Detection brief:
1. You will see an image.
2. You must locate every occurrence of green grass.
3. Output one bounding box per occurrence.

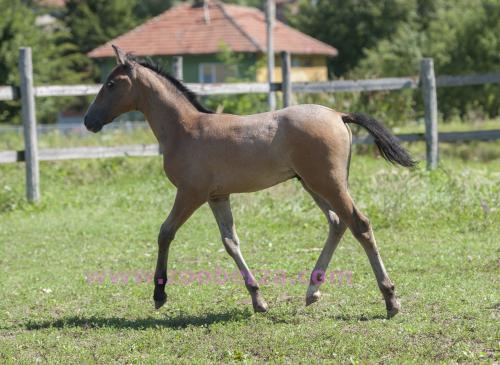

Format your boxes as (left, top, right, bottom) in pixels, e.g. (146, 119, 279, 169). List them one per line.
(0, 145, 498, 363)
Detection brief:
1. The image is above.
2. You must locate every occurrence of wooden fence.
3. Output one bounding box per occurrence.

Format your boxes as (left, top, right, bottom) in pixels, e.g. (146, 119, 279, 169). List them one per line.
(1, 48, 499, 202)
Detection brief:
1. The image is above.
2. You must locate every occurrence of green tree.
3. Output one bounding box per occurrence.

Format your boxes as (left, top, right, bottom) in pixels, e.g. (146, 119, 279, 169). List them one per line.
(290, 0, 415, 76)
(133, 0, 179, 20)
(65, 0, 139, 54)
(0, 0, 88, 124)
(436, 0, 500, 119)
(354, 0, 500, 121)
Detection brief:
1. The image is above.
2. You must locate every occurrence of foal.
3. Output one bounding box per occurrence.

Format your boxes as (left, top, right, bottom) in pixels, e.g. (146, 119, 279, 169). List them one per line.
(85, 46, 415, 318)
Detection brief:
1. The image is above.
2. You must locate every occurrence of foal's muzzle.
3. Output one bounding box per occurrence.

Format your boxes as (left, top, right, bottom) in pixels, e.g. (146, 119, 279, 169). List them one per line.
(84, 115, 103, 133)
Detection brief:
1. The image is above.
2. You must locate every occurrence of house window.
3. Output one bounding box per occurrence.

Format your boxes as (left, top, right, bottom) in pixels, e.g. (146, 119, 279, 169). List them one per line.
(292, 57, 313, 67)
(199, 63, 237, 83)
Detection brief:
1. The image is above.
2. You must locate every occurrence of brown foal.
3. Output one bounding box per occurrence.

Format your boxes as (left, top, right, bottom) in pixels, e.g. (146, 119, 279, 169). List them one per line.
(84, 46, 415, 318)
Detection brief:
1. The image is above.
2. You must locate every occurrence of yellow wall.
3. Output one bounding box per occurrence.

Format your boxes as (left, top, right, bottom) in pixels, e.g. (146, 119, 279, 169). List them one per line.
(256, 55, 329, 82)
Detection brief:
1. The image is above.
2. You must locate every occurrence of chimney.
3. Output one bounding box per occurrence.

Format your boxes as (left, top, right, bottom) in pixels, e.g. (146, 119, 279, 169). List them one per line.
(203, 0, 211, 24)
(192, 1, 211, 24)
(192, 0, 206, 7)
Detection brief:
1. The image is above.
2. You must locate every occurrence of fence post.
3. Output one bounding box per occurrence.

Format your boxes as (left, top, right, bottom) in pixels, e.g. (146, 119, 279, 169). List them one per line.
(266, 0, 276, 110)
(281, 51, 292, 107)
(19, 47, 40, 203)
(420, 58, 439, 170)
(172, 56, 183, 80)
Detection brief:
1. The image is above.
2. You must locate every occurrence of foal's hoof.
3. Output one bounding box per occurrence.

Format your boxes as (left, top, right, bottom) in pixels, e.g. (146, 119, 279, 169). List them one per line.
(154, 297, 167, 310)
(154, 295, 167, 309)
(305, 291, 321, 306)
(253, 301, 268, 313)
(154, 298, 166, 310)
(252, 297, 268, 313)
(387, 300, 401, 319)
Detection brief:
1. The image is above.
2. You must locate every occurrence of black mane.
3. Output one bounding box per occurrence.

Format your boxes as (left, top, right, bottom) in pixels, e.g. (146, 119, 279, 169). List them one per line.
(127, 55, 214, 114)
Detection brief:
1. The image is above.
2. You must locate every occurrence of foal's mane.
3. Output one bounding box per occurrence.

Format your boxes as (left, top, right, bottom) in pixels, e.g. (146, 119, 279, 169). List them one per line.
(127, 54, 214, 114)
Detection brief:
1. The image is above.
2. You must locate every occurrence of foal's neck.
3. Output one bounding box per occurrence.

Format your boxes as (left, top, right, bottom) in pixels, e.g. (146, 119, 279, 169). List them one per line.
(136, 68, 200, 145)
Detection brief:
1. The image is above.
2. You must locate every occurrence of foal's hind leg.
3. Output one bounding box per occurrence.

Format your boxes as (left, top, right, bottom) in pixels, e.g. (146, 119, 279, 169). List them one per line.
(346, 202, 401, 318)
(302, 176, 401, 318)
(209, 196, 268, 313)
(301, 182, 347, 306)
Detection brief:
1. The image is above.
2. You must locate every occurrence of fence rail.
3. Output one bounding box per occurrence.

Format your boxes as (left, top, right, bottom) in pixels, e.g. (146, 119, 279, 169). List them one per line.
(0, 144, 160, 163)
(35, 84, 102, 97)
(1, 48, 500, 203)
(436, 72, 500, 87)
(293, 77, 419, 93)
(2, 72, 500, 101)
(0, 86, 18, 100)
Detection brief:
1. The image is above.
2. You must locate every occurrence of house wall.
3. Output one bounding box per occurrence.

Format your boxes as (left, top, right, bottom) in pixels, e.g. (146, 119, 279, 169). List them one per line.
(256, 54, 329, 82)
(97, 53, 258, 83)
(96, 53, 328, 84)
(184, 54, 220, 82)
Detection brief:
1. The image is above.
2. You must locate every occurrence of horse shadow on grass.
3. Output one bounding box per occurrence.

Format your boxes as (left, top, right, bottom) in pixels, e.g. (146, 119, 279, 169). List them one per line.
(24, 308, 252, 331)
(331, 313, 388, 321)
(24, 306, 389, 331)
(265, 312, 387, 325)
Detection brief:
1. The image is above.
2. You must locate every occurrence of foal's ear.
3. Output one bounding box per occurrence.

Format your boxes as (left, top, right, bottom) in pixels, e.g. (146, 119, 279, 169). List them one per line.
(112, 44, 128, 66)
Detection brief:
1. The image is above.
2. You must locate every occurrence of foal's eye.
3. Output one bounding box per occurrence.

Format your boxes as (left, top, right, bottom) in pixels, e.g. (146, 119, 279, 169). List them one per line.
(106, 80, 115, 89)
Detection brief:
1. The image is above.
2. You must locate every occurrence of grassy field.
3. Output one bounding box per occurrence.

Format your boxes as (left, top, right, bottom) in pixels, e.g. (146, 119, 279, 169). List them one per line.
(0, 141, 498, 363)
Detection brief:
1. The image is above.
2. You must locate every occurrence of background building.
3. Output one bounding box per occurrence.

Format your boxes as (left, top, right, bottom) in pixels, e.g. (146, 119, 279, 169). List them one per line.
(88, 0, 337, 84)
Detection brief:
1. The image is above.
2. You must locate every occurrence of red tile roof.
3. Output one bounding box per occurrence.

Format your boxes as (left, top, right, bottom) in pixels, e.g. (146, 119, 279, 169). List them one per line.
(88, 0, 337, 58)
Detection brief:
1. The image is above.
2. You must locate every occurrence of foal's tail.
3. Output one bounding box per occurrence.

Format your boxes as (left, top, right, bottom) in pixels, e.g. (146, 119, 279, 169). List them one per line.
(342, 113, 417, 168)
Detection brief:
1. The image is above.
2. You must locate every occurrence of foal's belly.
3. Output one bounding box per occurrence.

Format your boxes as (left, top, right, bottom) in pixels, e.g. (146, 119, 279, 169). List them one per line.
(209, 157, 296, 196)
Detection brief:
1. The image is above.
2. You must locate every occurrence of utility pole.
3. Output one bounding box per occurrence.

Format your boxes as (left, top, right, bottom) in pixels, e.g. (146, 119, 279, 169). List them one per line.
(266, 0, 276, 110)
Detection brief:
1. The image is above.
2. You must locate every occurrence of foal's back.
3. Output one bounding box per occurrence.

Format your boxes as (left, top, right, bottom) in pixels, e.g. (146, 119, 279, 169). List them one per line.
(181, 104, 351, 196)
(197, 104, 349, 150)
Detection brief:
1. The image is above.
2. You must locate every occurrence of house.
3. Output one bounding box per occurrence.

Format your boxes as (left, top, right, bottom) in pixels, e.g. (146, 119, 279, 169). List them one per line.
(88, 0, 337, 84)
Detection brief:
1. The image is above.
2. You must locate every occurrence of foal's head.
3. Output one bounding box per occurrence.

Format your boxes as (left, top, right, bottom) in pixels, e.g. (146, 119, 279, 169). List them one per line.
(84, 45, 139, 133)
(84, 45, 213, 133)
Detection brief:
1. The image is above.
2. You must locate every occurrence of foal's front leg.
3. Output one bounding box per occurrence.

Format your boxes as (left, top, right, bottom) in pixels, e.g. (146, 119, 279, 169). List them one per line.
(209, 197, 268, 313)
(154, 189, 205, 309)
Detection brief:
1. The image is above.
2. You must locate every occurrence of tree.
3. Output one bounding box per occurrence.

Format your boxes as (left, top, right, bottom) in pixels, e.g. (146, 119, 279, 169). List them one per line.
(290, 0, 415, 76)
(133, 0, 179, 20)
(65, 0, 139, 54)
(354, 0, 500, 121)
(287, 0, 499, 123)
(0, 0, 88, 124)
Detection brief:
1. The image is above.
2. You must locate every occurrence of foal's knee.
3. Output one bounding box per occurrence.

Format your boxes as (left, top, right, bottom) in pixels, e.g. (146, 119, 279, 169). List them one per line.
(158, 222, 176, 244)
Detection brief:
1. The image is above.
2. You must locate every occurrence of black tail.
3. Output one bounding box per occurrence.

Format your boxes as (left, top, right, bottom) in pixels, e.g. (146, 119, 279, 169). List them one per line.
(342, 113, 417, 168)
